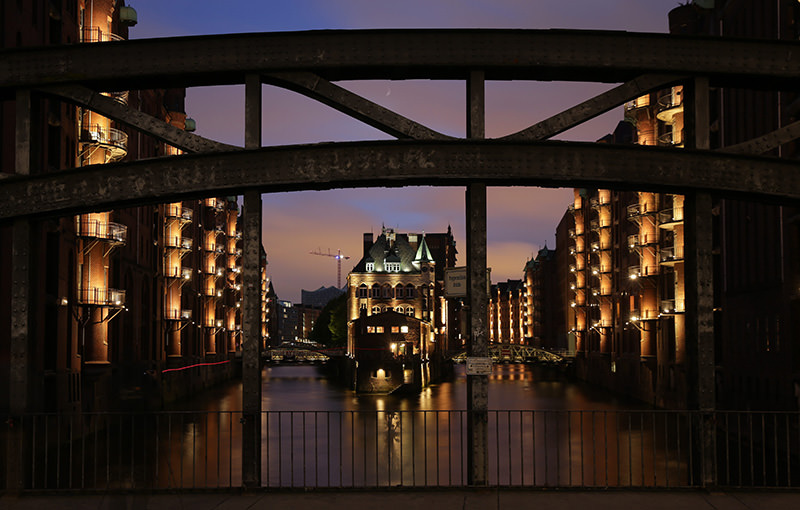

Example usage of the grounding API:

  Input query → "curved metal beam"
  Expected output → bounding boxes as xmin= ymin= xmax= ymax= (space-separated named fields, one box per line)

xmin=3 ymin=30 xmax=800 ymax=92
xmin=502 ymin=74 xmax=684 ymax=141
xmin=38 ymin=84 xmax=238 ymax=153
xmin=263 ymin=72 xmax=453 ymax=140
xmin=1 ymin=141 xmax=798 ymax=220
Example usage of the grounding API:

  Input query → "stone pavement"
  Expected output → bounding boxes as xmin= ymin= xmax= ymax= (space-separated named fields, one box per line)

xmin=2 ymin=489 xmax=800 ymax=510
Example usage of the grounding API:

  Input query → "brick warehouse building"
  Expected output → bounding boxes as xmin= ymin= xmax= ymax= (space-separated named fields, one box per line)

xmin=554 ymin=0 xmax=800 ymax=410
xmin=0 ymin=1 xmax=268 ymax=418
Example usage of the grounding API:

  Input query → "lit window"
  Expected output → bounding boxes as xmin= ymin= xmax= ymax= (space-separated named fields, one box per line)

xmin=391 ymin=326 xmax=400 ymax=333
xmin=366 ymin=262 xmax=374 ymax=272
xmin=400 ymin=325 xmax=409 ymax=333
xmin=371 ymin=306 xmax=381 ymax=314
xmin=367 ymin=326 xmax=376 ymax=333
xmin=376 ymin=326 xmax=384 ymax=333
xmin=395 ymin=306 xmax=404 ymax=313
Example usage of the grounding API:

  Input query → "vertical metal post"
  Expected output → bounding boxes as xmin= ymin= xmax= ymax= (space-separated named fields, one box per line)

xmin=7 ymin=89 xmax=32 ymax=492
xmin=466 ymin=70 xmax=489 ymax=486
xmin=242 ymin=74 xmax=263 ymax=488
xmin=684 ymin=76 xmax=716 ymax=487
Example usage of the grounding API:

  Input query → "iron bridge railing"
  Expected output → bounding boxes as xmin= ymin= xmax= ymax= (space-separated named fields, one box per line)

xmin=3 ymin=409 xmax=799 ymax=491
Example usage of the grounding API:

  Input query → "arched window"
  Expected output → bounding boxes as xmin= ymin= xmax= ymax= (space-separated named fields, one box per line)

xmin=371 ymin=306 xmax=381 ymax=315
xmin=395 ymin=284 xmax=404 ymax=299
xmin=395 ymin=306 xmax=404 ymax=314
xmin=382 ymin=284 xmax=392 ymax=298
xmin=371 ymin=283 xmax=380 ymax=298
xmin=357 ymin=284 xmax=368 ymax=298
xmin=405 ymin=284 xmax=415 ymax=298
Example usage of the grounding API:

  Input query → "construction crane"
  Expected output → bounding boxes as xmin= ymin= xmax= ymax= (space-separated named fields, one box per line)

xmin=309 ymin=248 xmax=350 ymax=289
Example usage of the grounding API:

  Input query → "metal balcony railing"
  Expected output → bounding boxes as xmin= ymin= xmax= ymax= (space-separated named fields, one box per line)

xmin=165 ymin=205 xmax=193 ymax=222
xmin=659 ymin=207 xmax=685 ymax=225
xmin=81 ymin=26 xmax=124 ymax=43
xmin=81 ymin=124 xmax=128 ymax=153
xmin=165 ymin=309 xmax=192 ymax=320
xmin=660 ymin=245 xmax=685 ymax=264
xmin=75 ymin=219 xmax=127 ymax=244
xmin=165 ymin=236 xmax=193 ymax=250
xmin=165 ymin=266 xmax=192 ymax=280
xmin=102 ymin=91 xmax=129 ymax=105
xmin=76 ymin=287 xmax=126 ymax=307
xmin=661 ymin=298 xmax=686 ymax=314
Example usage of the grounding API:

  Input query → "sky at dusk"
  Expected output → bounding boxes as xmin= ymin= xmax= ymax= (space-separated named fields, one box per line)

xmin=129 ymin=0 xmax=672 ymax=303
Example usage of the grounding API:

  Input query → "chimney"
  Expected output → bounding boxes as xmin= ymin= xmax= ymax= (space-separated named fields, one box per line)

xmin=363 ymin=233 xmax=373 ymax=257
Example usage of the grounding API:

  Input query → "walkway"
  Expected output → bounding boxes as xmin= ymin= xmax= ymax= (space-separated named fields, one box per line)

xmin=3 ymin=489 xmax=800 ymax=510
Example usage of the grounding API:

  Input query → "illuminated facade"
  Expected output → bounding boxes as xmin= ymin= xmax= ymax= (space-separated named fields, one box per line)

xmin=0 ymin=1 xmax=263 ymax=413
xmin=346 ymin=226 xmax=457 ymax=356
xmin=564 ymin=93 xmax=688 ymax=406
xmin=489 ymin=280 xmax=524 ymax=345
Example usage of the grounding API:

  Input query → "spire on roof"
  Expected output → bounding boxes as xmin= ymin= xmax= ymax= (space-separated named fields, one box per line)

xmin=414 ymin=233 xmax=434 ymax=262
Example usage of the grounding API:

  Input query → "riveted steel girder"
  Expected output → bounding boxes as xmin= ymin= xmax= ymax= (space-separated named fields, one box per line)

xmin=3 ymin=30 xmax=800 ymax=93
xmin=1 ymin=141 xmax=798 ymax=221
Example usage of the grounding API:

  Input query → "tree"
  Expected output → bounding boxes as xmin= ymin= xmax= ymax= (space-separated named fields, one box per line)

xmin=310 ymin=294 xmax=347 ymax=347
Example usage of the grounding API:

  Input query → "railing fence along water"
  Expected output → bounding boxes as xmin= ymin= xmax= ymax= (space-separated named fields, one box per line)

xmin=5 ymin=410 xmax=799 ymax=490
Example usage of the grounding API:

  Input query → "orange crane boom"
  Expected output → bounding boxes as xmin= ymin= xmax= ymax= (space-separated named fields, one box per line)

xmin=309 ymin=248 xmax=350 ymax=289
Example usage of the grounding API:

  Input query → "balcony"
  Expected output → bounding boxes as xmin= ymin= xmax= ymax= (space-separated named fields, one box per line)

xmin=656 ymin=90 xmax=683 ymax=123
xmin=81 ymin=26 xmax=124 ymax=43
xmin=626 ymin=203 xmax=641 ymax=218
xmin=165 ymin=266 xmax=193 ymax=280
xmin=77 ymin=288 xmax=126 ymax=307
xmin=661 ymin=298 xmax=686 ymax=315
xmin=568 ymin=228 xmax=576 ymax=238
xmin=628 ymin=265 xmax=659 ymax=279
xmin=75 ymin=219 xmax=127 ymax=245
xmin=234 ymin=231 xmax=243 ymax=240
xmin=202 ymin=264 xmax=219 ymax=276
xmin=165 ymin=236 xmax=193 ymax=251
xmin=660 ymin=245 xmax=685 ymax=265
xmin=165 ymin=205 xmax=193 ymax=223
xmin=80 ymin=124 xmax=128 ymax=160
xmin=658 ymin=131 xmax=681 ymax=147
xmin=659 ymin=207 xmax=684 ymax=228
xmin=624 ymin=96 xmax=650 ymax=112
xmin=629 ymin=307 xmax=659 ymax=322
xmin=202 ymin=286 xmax=221 ymax=297
xmin=165 ymin=309 xmax=192 ymax=321
xmin=102 ymin=91 xmax=129 ymax=106
xmin=205 ymin=198 xmax=226 ymax=212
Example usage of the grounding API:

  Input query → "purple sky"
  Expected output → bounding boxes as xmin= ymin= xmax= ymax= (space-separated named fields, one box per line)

xmin=130 ymin=0 xmax=671 ymax=302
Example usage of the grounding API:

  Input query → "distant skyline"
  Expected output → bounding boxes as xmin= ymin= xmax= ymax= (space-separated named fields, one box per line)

xmin=130 ymin=0 xmax=672 ymax=302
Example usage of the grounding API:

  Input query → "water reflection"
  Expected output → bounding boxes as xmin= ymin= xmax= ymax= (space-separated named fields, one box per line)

xmin=29 ymin=363 xmax=700 ymax=490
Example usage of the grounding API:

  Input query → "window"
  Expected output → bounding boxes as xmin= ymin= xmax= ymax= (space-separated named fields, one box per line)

xmin=401 ymin=325 xmax=409 ymax=333
xmin=371 ymin=306 xmax=381 ymax=314
xmin=395 ymin=306 xmax=404 ymax=314
xmin=376 ymin=326 xmax=384 ymax=333
xmin=382 ymin=284 xmax=392 ymax=298
xmin=366 ymin=262 xmax=374 ymax=272
xmin=357 ymin=284 xmax=368 ymax=298
xmin=391 ymin=326 xmax=400 ymax=333
xmin=406 ymin=307 xmax=414 ymax=317
xmin=367 ymin=326 xmax=376 ymax=333
xmin=405 ymin=284 xmax=415 ymax=298
xmin=371 ymin=284 xmax=380 ymax=298
xmin=386 ymin=262 xmax=401 ymax=272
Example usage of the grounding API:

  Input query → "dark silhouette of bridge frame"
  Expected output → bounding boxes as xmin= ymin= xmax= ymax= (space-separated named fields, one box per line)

xmin=3 ymin=29 xmax=800 ymax=488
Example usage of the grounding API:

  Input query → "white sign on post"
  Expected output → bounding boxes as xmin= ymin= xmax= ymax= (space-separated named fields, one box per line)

xmin=466 ymin=357 xmax=493 ymax=376
xmin=444 ymin=267 xmax=468 ymax=298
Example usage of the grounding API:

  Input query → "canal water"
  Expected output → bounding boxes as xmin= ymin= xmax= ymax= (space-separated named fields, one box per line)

xmin=172 ymin=362 xmax=644 ymax=414
xmin=28 ymin=363 xmax=698 ymax=490
xmin=147 ymin=363 xmax=691 ymax=489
